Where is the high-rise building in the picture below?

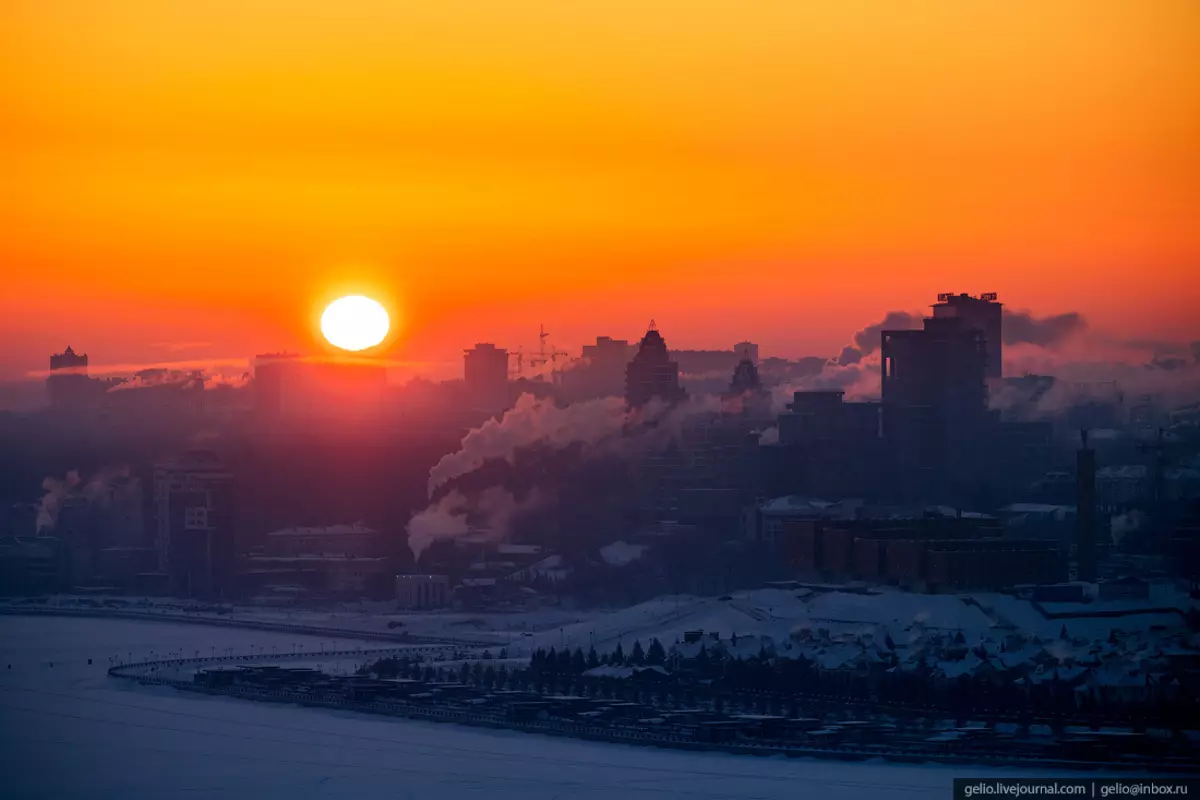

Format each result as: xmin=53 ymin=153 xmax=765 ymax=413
xmin=1076 ymin=430 xmax=1098 ymax=581
xmin=46 ymin=346 xmax=104 ymax=407
xmin=559 ymin=336 xmax=634 ymax=402
xmin=733 ymin=341 xmax=760 ymax=364
xmin=463 ymin=343 xmax=510 ymax=406
xmin=581 ymin=336 xmax=633 ymax=368
xmin=723 ymin=357 xmax=771 ymax=420
xmin=56 ymin=495 xmax=94 ymax=586
xmin=92 ymin=476 xmax=146 ymax=550
xmin=882 ymin=316 xmax=989 ymax=501
xmin=932 ymin=292 xmax=1003 ymax=378
xmin=253 ymin=353 xmax=387 ymax=420
xmin=153 ymin=450 xmax=236 ymax=598
xmin=625 ymin=322 xmax=684 ymax=409
xmin=49 ymin=346 xmax=88 ymax=373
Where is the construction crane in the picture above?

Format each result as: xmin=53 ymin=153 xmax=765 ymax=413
xmin=508 ymin=346 xmax=525 ymax=379
xmin=528 ymin=324 xmax=569 ymax=370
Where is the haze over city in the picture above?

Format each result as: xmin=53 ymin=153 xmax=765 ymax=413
xmin=3 ymin=0 xmax=1199 ymax=393
xmin=2 ymin=2 xmax=1199 ymax=799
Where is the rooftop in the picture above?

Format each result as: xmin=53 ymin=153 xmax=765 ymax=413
xmin=266 ymin=523 xmax=378 ymax=537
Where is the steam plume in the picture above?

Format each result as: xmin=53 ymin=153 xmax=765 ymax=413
xmin=1002 ymin=309 xmax=1087 ymax=347
xmin=408 ymin=487 xmax=546 ymax=559
xmin=36 ymin=466 xmax=131 ymax=530
xmin=427 ymin=395 xmax=628 ymax=496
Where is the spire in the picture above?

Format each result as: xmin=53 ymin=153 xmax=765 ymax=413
xmin=647 ymin=319 xmax=657 ymax=332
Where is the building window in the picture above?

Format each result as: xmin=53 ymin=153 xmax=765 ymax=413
xmin=184 ymin=507 xmax=208 ymax=530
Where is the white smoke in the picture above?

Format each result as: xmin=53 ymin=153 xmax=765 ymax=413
xmin=426 ymin=392 xmax=723 ymax=497
xmin=411 ymin=391 xmax=728 ymax=554
xmin=36 ymin=466 xmax=131 ymax=531
xmin=758 ymin=426 xmax=780 ymax=445
xmin=36 ymin=470 xmax=82 ymax=531
xmin=769 ymin=355 xmax=882 ymax=414
xmin=1110 ymin=510 xmax=1143 ymax=547
xmin=407 ymin=487 xmax=546 ymax=559
xmin=428 ymin=395 xmax=628 ymax=496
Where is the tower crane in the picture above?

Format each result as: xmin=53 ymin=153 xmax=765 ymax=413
xmin=528 ymin=324 xmax=569 ymax=369
xmin=508 ymin=346 xmax=525 ymax=379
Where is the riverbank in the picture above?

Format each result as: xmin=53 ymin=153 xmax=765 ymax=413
xmin=107 ymin=654 xmax=1195 ymax=775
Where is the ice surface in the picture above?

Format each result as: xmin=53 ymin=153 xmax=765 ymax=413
xmin=0 ymin=615 xmax=1152 ymax=800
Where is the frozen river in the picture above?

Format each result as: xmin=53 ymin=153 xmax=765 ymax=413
xmin=0 ymin=614 xmax=1113 ymax=799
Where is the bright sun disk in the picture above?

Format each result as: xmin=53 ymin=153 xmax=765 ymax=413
xmin=321 ymin=295 xmax=389 ymax=351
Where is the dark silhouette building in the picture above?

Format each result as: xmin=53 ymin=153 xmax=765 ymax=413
xmin=49 ymin=345 xmax=88 ymax=373
xmin=154 ymin=450 xmax=236 ymax=598
xmin=559 ymin=336 xmax=634 ymax=401
xmin=1076 ymin=430 xmax=1098 ymax=581
xmin=932 ymin=292 xmax=1003 ymax=378
xmin=253 ymin=353 xmax=386 ymax=420
xmin=625 ymin=321 xmax=684 ymax=409
xmin=882 ymin=316 xmax=989 ymax=502
xmin=728 ymin=358 xmax=762 ymax=395
xmin=767 ymin=391 xmax=883 ymax=499
xmin=733 ymin=341 xmax=759 ymax=364
xmin=463 ymin=343 xmax=510 ymax=409
xmin=581 ymin=336 xmax=633 ymax=368
xmin=46 ymin=346 xmax=104 ymax=407
xmin=723 ymin=356 xmax=771 ymax=420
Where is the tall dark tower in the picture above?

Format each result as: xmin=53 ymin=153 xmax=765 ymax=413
xmin=47 ymin=346 xmax=97 ymax=407
xmin=723 ymin=357 xmax=770 ymax=419
xmin=625 ymin=321 xmax=684 ymax=410
xmin=881 ymin=316 xmax=989 ymax=501
xmin=1076 ymin=429 xmax=1097 ymax=581
xmin=933 ymin=292 xmax=1003 ymax=378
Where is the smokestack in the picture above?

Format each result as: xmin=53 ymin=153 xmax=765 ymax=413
xmin=1076 ymin=429 xmax=1097 ymax=582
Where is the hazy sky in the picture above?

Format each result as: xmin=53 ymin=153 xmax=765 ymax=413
xmin=2 ymin=0 xmax=1197 ymax=380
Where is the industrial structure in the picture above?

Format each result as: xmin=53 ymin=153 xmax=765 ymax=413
xmin=396 ymin=573 xmax=451 ymax=609
xmin=753 ymin=501 xmax=1065 ymax=591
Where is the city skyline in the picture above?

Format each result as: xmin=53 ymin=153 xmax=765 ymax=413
xmin=3 ymin=0 xmax=1198 ymax=384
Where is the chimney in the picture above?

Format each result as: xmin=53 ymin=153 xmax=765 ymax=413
xmin=1076 ymin=429 xmax=1097 ymax=582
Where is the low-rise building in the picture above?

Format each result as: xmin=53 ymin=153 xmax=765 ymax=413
xmin=396 ymin=574 xmax=450 ymax=609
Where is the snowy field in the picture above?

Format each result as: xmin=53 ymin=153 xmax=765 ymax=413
xmin=9 ymin=584 xmax=1193 ymax=662
xmin=0 ymin=615 xmax=1146 ymax=800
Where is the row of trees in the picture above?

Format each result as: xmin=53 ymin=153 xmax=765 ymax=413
xmin=528 ymin=639 xmax=669 ymax=674
xmin=357 ymin=637 xmax=1197 ymax=729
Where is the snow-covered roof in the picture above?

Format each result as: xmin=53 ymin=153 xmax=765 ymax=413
xmin=600 ymin=541 xmax=648 ymax=567
xmin=999 ymin=503 xmax=1076 ymax=516
xmin=936 ymin=654 xmax=983 ymax=679
xmin=759 ymin=496 xmax=840 ymax=516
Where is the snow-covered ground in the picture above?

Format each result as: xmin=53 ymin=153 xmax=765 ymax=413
xmin=499 ymin=585 xmax=1196 ymax=658
xmin=13 ymin=582 xmax=1193 ymax=660
xmin=0 ymin=614 xmax=1127 ymax=800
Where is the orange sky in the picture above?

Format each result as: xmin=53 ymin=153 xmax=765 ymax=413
xmin=2 ymin=0 xmax=1198 ymax=382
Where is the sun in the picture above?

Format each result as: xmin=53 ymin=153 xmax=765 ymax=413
xmin=321 ymin=295 xmax=390 ymax=352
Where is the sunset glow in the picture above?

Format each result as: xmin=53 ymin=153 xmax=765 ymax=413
xmin=320 ymin=296 xmax=390 ymax=352
xmin=1 ymin=0 xmax=1197 ymax=382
